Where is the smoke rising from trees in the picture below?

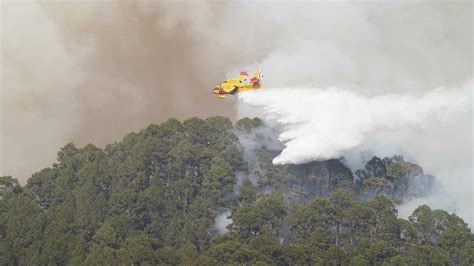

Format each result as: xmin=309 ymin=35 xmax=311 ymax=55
xmin=1 ymin=1 xmax=472 ymax=224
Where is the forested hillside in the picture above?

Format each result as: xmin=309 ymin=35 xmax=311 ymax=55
xmin=1 ymin=117 xmax=472 ymax=265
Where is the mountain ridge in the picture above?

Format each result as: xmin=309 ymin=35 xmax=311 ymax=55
xmin=0 ymin=116 xmax=472 ymax=265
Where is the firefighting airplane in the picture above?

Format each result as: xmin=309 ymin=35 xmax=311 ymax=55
xmin=212 ymin=70 xmax=263 ymax=98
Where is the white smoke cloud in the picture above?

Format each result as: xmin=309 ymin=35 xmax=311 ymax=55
xmin=238 ymin=84 xmax=471 ymax=165
xmin=213 ymin=210 xmax=232 ymax=235
xmin=397 ymin=167 xmax=473 ymax=226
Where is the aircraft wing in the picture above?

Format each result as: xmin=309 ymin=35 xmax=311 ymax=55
xmin=222 ymin=84 xmax=237 ymax=93
xmin=224 ymin=71 xmax=249 ymax=84
xmin=220 ymin=83 xmax=238 ymax=93
xmin=224 ymin=77 xmax=242 ymax=84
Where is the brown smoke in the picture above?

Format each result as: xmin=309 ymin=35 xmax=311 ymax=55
xmin=40 ymin=1 xmax=236 ymax=143
xmin=1 ymin=1 xmax=261 ymax=182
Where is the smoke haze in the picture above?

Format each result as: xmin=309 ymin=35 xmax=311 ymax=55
xmin=232 ymin=2 xmax=472 ymax=225
xmin=1 ymin=1 xmax=472 ymax=223
xmin=1 ymin=1 xmax=237 ymax=181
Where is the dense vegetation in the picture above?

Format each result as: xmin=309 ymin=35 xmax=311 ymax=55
xmin=1 ymin=117 xmax=472 ymax=265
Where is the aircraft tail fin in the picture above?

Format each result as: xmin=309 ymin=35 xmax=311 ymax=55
xmin=250 ymin=69 xmax=262 ymax=84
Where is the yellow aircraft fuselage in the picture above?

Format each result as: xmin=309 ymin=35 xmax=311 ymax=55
xmin=212 ymin=70 xmax=263 ymax=98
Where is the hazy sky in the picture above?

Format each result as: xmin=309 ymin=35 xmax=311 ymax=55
xmin=1 ymin=0 xmax=472 ymax=204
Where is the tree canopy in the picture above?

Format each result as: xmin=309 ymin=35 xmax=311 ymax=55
xmin=0 ymin=117 xmax=471 ymax=265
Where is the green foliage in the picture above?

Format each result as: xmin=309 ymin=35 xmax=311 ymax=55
xmin=230 ymin=204 xmax=263 ymax=239
xmin=356 ymin=155 xmax=431 ymax=200
xmin=367 ymin=196 xmax=398 ymax=241
xmin=0 ymin=117 xmax=471 ymax=265
xmin=290 ymin=198 xmax=338 ymax=242
xmin=235 ymin=117 xmax=263 ymax=132
xmin=0 ymin=176 xmax=22 ymax=196
xmin=365 ymin=241 xmax=398 ymax=264
xmin=237 ymin=179 xmax=256 ymax=204
xmin=409 ymin=244 xmax=449 ymax=265
xmin=350 ymin=254 xmax=369 ymax=266
xmin=410 ymin=204 xmax=436 ymax=244
xmin=204 ymin=238 xmax=272 ymax=264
